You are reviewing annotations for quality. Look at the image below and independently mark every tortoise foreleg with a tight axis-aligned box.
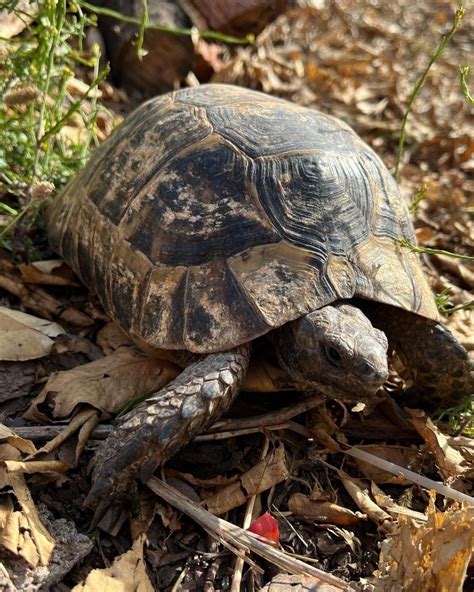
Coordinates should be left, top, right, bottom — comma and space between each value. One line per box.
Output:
367, 304, 472, 407
85, 344, 250, 507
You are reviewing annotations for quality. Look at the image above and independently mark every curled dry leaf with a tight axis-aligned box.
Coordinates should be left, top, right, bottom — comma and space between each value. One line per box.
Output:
3, 459, 68, 475
288, 493, 366, 526
71, 534, 153, 592
205, 443, 289, 515
0, 306, 65, 361
0, 444, 54, 568
338, 471, 395, 533
26, 347, 181, 421
407, 409, 468, 483
19, 260, 80, 287
369, 497, 474, 592
0, 423, 36, 455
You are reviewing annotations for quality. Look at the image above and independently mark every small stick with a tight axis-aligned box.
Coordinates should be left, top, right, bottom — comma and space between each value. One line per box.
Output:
11, 394, 321, 442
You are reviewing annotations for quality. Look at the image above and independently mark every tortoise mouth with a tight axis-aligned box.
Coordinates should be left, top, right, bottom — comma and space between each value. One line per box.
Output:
311, 377, 386, 403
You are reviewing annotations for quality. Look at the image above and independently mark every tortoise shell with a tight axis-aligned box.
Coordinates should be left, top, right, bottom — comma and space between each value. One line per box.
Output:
46, 84, 438, 353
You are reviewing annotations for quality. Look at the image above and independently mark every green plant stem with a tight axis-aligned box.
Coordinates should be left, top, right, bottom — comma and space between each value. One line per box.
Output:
395, 6, 465, 179
399, 237, 474, 261
78, 1, 254, 45
137, 0, 149, 59
38, 66, 109, 145
409, 183, 427, 213
32, 0, 67, 183
460, 66, 474, 106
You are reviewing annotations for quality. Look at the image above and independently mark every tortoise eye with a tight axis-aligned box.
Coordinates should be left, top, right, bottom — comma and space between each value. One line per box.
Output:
325, 346, 342, 368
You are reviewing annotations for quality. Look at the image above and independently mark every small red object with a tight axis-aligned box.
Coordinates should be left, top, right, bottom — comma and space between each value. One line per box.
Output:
247, 512, 280, 544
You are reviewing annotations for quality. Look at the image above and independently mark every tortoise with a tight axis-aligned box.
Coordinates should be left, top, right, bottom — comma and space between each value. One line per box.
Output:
45, 84, 472, 505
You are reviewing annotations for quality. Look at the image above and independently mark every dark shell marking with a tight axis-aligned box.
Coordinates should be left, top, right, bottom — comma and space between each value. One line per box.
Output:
47, 84, 438, 353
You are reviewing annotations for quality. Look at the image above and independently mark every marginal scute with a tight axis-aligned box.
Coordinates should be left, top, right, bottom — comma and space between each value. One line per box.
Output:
351, 237, 438, 318
46, 84, 440, 355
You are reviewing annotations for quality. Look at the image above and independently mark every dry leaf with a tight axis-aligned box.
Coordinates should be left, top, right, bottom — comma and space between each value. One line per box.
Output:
408, 409, 468, 482
206, 443, 289, 515
0, 423, 36, 455
288, 493, 365, 526
96, 321, 134, 353
369, 482, 428, 522
0, 445, 54, 567
3, 460, 68, 475
370, 497, 474, 591
338, 472, 394, 533
72, 534, 153, 592
19, 260, 80, 287
0, 306, 65, 361
26, 347, 181, 421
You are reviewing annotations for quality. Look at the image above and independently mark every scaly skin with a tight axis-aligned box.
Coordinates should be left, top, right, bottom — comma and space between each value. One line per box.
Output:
364, 303, 473, 407
86, 344, 250, 507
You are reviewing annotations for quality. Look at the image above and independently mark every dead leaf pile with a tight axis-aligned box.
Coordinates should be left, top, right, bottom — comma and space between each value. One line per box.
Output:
367, 497, 474, 592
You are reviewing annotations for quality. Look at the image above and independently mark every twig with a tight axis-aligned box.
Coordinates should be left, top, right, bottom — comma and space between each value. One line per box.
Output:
211, 393, 323, 432
344, 446, 474, 506
11, 392, 320, 442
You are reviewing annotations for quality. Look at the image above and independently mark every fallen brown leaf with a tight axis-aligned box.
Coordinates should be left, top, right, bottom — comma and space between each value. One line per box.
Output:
19, 260, 80, 287
0, 306, 65, 361
0, 423, 36, 455
288, 493, 366, 526
0, 444, 54, 567
408, 409, 468, 483
95, 320, 134, 353
205, 443, 289, 515
261, 573, 344, 592
26, 346, 181, 421
71, 534, 153, 592
338, 471, 395, 533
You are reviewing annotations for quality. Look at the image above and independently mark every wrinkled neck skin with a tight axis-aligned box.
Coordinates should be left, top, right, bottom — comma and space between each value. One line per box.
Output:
273, 302, 389, 402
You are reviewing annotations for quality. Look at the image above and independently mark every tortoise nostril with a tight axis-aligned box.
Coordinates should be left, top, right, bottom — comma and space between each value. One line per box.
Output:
360, 362, 387, 383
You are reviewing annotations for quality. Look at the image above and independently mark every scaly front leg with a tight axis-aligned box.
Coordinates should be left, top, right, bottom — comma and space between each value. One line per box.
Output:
86, 344, 250, 507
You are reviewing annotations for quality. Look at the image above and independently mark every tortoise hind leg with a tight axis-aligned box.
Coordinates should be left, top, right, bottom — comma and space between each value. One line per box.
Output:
86, 344, 250, 507
364, 303, 472, 408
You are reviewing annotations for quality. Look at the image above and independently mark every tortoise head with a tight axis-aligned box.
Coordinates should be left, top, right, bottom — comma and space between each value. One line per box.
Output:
274, 302, 389, 401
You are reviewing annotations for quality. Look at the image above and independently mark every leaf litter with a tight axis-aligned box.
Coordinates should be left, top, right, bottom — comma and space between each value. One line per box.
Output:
0, 0, 472, 590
